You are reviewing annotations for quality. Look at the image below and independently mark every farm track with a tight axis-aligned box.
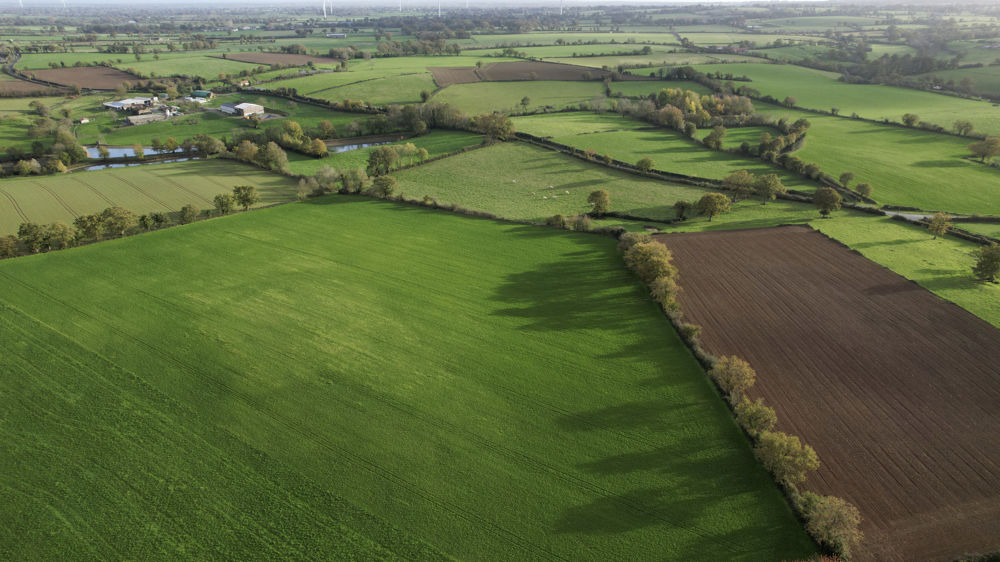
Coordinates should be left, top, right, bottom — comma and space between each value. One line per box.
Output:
32, 181, 79, 218
0, 271, 572, 561
656, 225, 1000, 561
0, 187, 29, 222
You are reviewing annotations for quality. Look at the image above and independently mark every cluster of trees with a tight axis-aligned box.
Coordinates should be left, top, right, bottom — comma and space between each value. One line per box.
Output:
374, 39, 462, 56
365, 143, 429, 176
298, 164, 399, 200
616, 231, 865, 559
722, 170, 788, 205
619, 232, 680, 311
230, 139, 291, 175
707, 355, 863, 558
260, 120, 328, 158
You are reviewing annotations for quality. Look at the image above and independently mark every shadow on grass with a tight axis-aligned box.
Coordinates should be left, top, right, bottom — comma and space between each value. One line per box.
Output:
848, 237, 923, 249
916, 269, 981, 291
911, 159, 970, 168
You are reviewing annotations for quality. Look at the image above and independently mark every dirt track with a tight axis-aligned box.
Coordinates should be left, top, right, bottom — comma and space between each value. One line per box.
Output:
655, 225, 1000, 561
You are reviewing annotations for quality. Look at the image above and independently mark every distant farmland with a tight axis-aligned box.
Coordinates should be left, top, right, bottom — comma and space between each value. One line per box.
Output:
656, 225, 1000, 561
0, 198, 815, 560
0, 160, 299, 234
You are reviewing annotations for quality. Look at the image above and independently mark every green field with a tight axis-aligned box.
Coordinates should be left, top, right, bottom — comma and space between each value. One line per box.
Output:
916, 66, 1000, 99
286, 130, 482, 176
512, 112, 818, 193
758, 105, 1000, 215
0, 196, 815, 559
434, 81, 606, 114
118, 55, 263, 80
692, 62, 1000, 135
811, 215, 1000, 327
311, 73, 438, 105
0, 159, 298, 235
548, 53, 760, 69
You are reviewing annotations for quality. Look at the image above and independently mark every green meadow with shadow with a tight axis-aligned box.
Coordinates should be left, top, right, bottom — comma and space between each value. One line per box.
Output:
0, 196, 815, 559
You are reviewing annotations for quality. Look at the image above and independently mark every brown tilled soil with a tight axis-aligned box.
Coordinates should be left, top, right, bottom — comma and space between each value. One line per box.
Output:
28, 67, 144, 89
480, 61, 611, 81
221, 52, 335, 66
428, 66, 481, 87
655, 225, 1000, 562
0, 76, 63, 95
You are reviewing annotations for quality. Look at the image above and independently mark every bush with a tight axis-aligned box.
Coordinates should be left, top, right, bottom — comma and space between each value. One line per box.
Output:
370, 175, 397, 198
545, 214, 567, 228
623, 241, 676, 285
972, 243, 1000, 282
754, 431, 820, 487
801, 492, 864, 560
649, 275, 679, 310
735, 397, 777, 436
179, 204, 199, 224
707, 356, 756, 402
616, 231, 651, 253
570, 214, 592, 231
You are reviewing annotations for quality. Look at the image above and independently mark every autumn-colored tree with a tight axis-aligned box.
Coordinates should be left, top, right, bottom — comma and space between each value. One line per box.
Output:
708, 356, 756, 402
695, 193, 731, 221
587, 190, 610, 215
754, 431, 820, 487
927, 212, 952, 239
814, 187, 843, 218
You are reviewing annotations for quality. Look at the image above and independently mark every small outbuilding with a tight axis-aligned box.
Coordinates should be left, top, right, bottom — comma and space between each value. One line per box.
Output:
220, 102, 238, 115
192, 90, 214, 99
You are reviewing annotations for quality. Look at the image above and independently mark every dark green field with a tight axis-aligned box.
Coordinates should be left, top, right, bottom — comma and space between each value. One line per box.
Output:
0, 197, 815, 560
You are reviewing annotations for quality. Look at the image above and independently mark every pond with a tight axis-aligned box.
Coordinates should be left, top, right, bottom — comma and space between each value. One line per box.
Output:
82, 157, 193, 171
86, 146, 185, 158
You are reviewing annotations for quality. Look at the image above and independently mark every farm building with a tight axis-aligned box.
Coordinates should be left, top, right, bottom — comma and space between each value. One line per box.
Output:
326, 33, 347, 38
192, 90, 214, 99
221, 102, 265, 117
103, 97, 156, 111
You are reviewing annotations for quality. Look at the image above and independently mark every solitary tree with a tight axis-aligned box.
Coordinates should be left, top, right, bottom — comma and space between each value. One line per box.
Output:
708, 356, 756, 403
472, 113, 514, 142
927, 212, 953, 239
838, 171, 855, 189
854, 182, 873, 199
232, 185, 260, 211
0, 235, 16, 257
179, 204, 199, 224
366, 145, 399, 176
371, 175, 397, 198
420, 90, 430, 103
636, 157, 654, 173
724, 170, 755, 201
969, 137, 1000, 162
953, 120, 974, 136
702, 125, 726, 150
214, 193, 235, 215
695, 193, 731, 221
132, 143, 144, 159
17, 222, 45, 253
520, 96, 531, 110
901, 113, 920, 127
101, 207, 137, 237
587, 190, 610, 215
753, 173, 786, 205
972, 244, 1000, 282
754, 431, 820, 487
782, 96, 797, 107
673, 200, 693, 220
814, 187, 843, 218
97, 145, 110, 160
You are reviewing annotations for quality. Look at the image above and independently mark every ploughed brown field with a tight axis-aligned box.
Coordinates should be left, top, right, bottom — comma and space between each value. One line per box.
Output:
430, 61, 617, 86
655, 225, 1000, 562
0, 76, 63, 95
29, 67, 145, 89
220, 52, 334, 66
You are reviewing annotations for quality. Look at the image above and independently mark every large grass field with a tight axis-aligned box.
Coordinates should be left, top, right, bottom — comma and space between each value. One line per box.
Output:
434, 81, 606, 114
0, 197, 815, 559
512, 112, 818, 193
757, 105, 1000, 215
0, 159, 298, 235
692, 62, 1000, 135
286, 130, 482, 176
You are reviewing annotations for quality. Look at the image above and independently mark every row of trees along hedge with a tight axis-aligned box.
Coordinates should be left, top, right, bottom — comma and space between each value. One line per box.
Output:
0, 186, 261, 258
615, 231, 864, 559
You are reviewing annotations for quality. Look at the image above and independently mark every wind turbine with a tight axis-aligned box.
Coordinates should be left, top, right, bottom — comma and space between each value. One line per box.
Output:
322, 0, 327, 19
438, 0, 441, 18
560, 0, 563, 16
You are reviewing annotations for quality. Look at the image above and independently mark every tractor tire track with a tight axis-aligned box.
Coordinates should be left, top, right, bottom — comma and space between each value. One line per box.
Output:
113, 175, 173, 211
0, 187, 29, 222
32, 181, 79, 218
70, 176, 117, 207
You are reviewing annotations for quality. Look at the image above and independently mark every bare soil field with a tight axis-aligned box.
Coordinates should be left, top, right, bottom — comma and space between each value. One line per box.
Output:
480, 61, 612, 81
655, 225, 1000, 562
221, 52, 334, 66
28, 67, 144, 89
0, 75, 63, 95
428, 66, 481, 87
